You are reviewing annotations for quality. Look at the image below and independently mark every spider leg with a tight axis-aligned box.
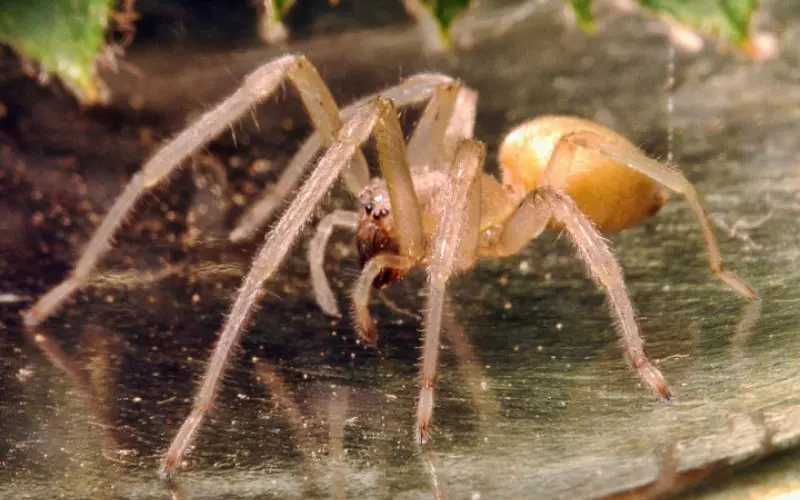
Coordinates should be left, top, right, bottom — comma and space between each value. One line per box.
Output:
488, 186, 551, 257
230, 73, 462, 242
351, 91, 456, 339
308, 210, 359, 317
23, 54, 362, 328
417, 139, 485, 444
446, 87, 478, 147
542, 131, 758, 301
431, 86, 479, 168
536, 186, 672, 400
405, 80, 479, 173
159, 98, 405, 479
229, 133, 323, 242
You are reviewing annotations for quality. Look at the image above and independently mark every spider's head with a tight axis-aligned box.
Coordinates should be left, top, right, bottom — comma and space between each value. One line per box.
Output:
356, 183, 406, 288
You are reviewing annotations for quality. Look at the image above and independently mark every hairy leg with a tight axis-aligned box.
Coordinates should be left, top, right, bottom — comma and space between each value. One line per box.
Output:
488, 186, 551, 257
308, 210, 359, 316
542, 131, 758, 301
229, 134, 323, 242
417, 139, 485, 444
535, 187, 672, 400
23, 54, 358, 328
406, 83, 462, 169
159, 98, 401, 478
229, 73, 462, 241
437, 86, 479, 168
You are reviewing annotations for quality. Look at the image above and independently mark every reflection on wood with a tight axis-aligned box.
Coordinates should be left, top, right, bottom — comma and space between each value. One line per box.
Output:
23, 325, 118, 452
442, 295, 501, 437
603, 412, 780, 499
328, 386, 349, 500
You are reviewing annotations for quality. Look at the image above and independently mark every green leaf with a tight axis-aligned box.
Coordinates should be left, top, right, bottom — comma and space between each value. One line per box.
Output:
272, 0, 298, 23
638, 0, 757, 44
0, 0, 114, 105
425, 0, 471, 33
570, 0, 596, 32
415, 0, 472, 48
567, 0, 762, 55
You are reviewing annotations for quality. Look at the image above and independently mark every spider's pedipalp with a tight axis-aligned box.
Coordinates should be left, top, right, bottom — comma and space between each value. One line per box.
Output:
308, 210, 359, 317
352, 253, 414, 343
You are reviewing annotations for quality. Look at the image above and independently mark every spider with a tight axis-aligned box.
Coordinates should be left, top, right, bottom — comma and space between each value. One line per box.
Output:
21, 54, 758, 478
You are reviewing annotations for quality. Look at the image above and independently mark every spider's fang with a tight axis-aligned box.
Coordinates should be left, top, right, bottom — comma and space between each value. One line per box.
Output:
356, 212, 407, 288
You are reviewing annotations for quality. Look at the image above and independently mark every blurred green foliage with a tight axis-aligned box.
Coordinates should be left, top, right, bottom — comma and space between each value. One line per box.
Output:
0, 0, 114, 106
570, 0, 596, 31
638, 0, 757, 45
0, 0, 767, 105
272, 0, 297, 21
423, 0, 472, 37
570, 0, 762, 52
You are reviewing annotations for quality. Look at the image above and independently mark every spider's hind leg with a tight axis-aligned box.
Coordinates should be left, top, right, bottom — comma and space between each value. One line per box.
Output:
546, 131, 759, 301
536, 187, 672, 400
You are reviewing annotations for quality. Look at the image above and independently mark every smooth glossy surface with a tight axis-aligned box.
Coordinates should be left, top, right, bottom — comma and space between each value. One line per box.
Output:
1, 1, 799, 498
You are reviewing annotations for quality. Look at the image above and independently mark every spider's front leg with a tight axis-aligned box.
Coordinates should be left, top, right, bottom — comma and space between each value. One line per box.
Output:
349, 139, 484, 443
22, 54, 366, 329
229, 72, 471, 243
416, 139, 485, 444
159, 96, 421, 479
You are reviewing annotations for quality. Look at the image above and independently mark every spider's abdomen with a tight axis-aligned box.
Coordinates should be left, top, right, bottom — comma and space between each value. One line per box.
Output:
499, 115, 668, 234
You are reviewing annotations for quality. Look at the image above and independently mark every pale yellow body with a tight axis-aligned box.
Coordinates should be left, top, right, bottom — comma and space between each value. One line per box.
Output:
498, 115, 668, 234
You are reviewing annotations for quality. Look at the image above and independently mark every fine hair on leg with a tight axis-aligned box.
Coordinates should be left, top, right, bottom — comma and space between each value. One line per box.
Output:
23, 54, 366, 328
416, 139, 485, 444
159, 98, 400, 479
536, 187, 672, 400
543, 131, 758, 301
229, 73, 463, 242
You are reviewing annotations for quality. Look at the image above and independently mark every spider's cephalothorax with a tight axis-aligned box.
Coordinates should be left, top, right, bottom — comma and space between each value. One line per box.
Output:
356, 180, 404, 288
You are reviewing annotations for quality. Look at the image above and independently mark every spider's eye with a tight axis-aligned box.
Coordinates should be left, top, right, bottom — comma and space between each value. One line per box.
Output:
364, 203, 373, 215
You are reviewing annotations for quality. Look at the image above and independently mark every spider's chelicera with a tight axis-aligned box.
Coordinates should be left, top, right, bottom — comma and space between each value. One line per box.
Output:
356, 180, 404, 288
21, 54, 758, 479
